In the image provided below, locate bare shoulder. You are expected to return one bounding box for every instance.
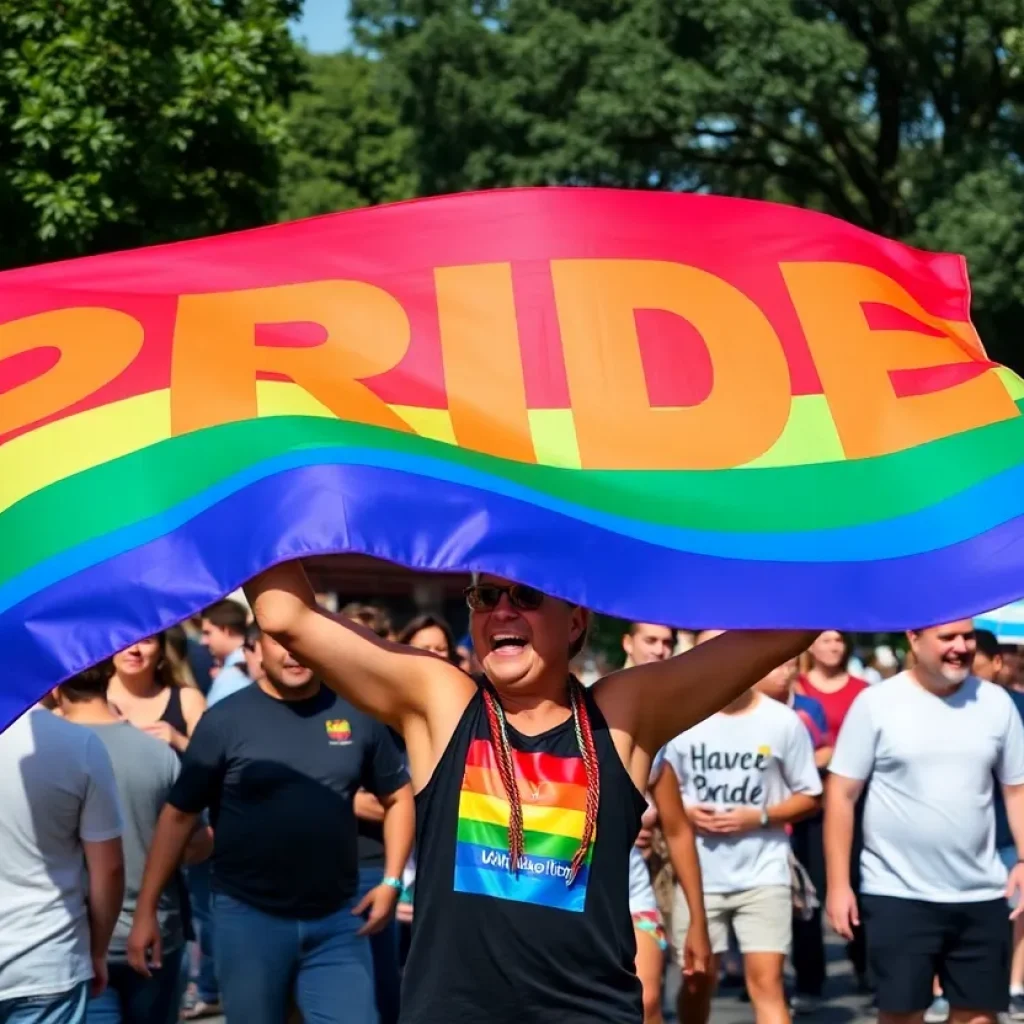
[590,651,699,730]
[180,687,207,711]
[400,658,478,791]
[417,654,478,712]
[589,666,640,727]
[589,668,653,791]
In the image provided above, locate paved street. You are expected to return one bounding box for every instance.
[701,933,874,1024]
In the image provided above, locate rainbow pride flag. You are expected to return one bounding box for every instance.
[455,739,593,911]
[2,187,1024,728]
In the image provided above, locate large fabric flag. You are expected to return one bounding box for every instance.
[2,187,1024,728]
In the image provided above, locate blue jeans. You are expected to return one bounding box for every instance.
[86,949,185,1024]
[357,866,401,1024]
[0,983,88,1024]
[185,863,218,1002]
[212,891,376,1024]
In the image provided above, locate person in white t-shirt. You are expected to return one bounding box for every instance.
[664,649,822,1024]
[826,619,1024,1024]
[627,746,711,1024]
[0,668,125,1024]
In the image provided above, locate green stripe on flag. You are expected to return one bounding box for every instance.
[1,402,1023,587]
[457,817,591,863]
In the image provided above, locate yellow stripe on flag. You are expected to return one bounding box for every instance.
[458,790,585,840]
[740,394,845,468]
[528,409,582,469]
[0,391,171,516]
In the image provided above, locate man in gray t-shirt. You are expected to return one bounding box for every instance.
[0,678,124,1023]
[826,619,1024,1024]
[57,666,208,1024]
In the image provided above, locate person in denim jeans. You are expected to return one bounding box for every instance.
[128,628,414,1024]
[52,666,213,1024]
[0,668,125,1024]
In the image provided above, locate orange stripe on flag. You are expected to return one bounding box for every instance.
[460,765,588,811]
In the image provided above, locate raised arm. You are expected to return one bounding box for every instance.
[597,629,818,778]
[245,562,475,737]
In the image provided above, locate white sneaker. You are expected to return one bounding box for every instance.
[925,997,951,1024]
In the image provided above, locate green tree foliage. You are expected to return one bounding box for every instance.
[0,0,302,269]
[350,0,1024,370]
[279,52,419,220]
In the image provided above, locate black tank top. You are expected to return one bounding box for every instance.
[400,683,646,1024]
[159,687,188,739]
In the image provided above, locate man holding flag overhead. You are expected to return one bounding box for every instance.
[7,183,1024,1019]
[223,560,816,1024]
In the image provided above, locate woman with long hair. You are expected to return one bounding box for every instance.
[796,631,868,747]
[163,624,200,690]
[797,630,870,996]
[106,633,206,754]
[398,614,459,664]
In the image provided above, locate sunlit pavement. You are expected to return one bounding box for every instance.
[670,931,875,1024]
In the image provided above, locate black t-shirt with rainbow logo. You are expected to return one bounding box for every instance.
[170,682,408,918]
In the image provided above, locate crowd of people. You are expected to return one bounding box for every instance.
[1,566,1023,1024]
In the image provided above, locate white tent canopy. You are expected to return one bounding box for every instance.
[974,601,1024,644]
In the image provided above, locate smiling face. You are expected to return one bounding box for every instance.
[908,620,976,690]
[258,633,315,693]
[113,635,162,683]
[809,630,847,670]
[623,623,675,666]
[469,575,587,695]
[409,624,451,660]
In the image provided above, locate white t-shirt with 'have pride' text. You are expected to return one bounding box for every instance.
[663,694,821,893]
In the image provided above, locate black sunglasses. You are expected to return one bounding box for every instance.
[464,583,546,613]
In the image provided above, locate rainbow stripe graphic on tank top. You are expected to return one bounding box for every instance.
[453,738,594,913]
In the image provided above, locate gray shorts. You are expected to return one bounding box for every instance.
[672,883,792,956]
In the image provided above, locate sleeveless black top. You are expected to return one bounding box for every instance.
[159,687,189,739]
[400,683,646,1024]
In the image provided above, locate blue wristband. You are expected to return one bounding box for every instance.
[381,876,404,891]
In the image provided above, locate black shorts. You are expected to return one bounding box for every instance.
[861,894,1009,1014]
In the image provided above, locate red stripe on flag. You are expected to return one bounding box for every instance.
[465,737,588,786]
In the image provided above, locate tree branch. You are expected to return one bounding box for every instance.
[686,147,866,225]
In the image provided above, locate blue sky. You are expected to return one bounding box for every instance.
[290,0,351,53]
